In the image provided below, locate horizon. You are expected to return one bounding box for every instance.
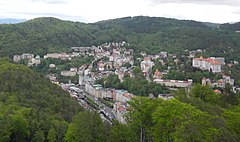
[0,0,240,24]
[0,16,239,24]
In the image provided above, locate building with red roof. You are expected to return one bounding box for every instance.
[192,56,224,73]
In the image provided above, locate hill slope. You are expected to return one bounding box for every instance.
[0,59,81,141]
[220,22,240,31]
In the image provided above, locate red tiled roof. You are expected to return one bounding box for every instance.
[214,89,222,94]
[194,57,221,65]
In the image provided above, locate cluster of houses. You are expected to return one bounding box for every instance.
[13,53,41,66]
[202,75,234,88]
[201,75,240,94]
[188,49,205,58]
[94,42,134,71]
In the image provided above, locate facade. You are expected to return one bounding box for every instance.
[61,71,77,77]
[140,57,155,73]
[21,53,34,60]
[158,94,174,100]
[153,69,162,79]
[44,53,70,60]
[13,55,21,62]
[192,56,224,73]
[29,55,41,66]
[154,79,193,88]
[202,77,211,86]
[13,53,34,62]
[98,61,105,71]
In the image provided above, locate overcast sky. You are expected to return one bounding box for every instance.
[0,0,240,23]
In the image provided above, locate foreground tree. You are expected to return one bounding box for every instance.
[152,99,220,142]
[65,111,106,142]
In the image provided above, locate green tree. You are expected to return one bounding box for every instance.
[127,97,163,142]
[223,106,240,140]
[108,124,138,142]
[47,127,57,142]
[32,130,45,142]
[11,114,30,142]
[65,111,105,142]
[152,99,219,142]
[190,84,219,103]
[0,114,12,142]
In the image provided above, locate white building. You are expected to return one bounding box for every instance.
[13,55,21,62]
[29,55,41,66]
[140,57,155,73]
[192,56,224,73]
[154,79,193,88]
[61,71,77,77]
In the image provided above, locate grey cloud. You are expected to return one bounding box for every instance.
[147,0,240,6]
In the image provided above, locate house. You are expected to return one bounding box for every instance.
[115,69,125,82]
[192,56,224,73]
[160,52,167,58]
[232,86,240,93]
[98,61,105,71]
[140,51,147,57]
[158,94,174,100]
[214,89,222,94]
[13,55,21,62]
[61,71,77,77]
[49,64,56,68]
[29,55,41,66]
[101,89,115,99]
[153,69,162,79]
[189,51,196,58]
[223,75,234,86]
[21,53,34,60]
[140,57,155,74]
[202,77,211,86]
[44,53,70,60]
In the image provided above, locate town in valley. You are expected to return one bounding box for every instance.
[13,41,240,123]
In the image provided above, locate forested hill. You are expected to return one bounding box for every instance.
[220,22,240,31]
[0,16,240,61]
[95,16,207,34]
[0,17,95,57]
[0,59,81,141]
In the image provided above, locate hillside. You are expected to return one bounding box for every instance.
[0,16,240,61]
[220,22,240,31]
[95,16,207,34]
[0,59,81,141]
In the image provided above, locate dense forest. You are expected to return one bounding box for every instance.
[0,16,240,62]
[0,59,81,141]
